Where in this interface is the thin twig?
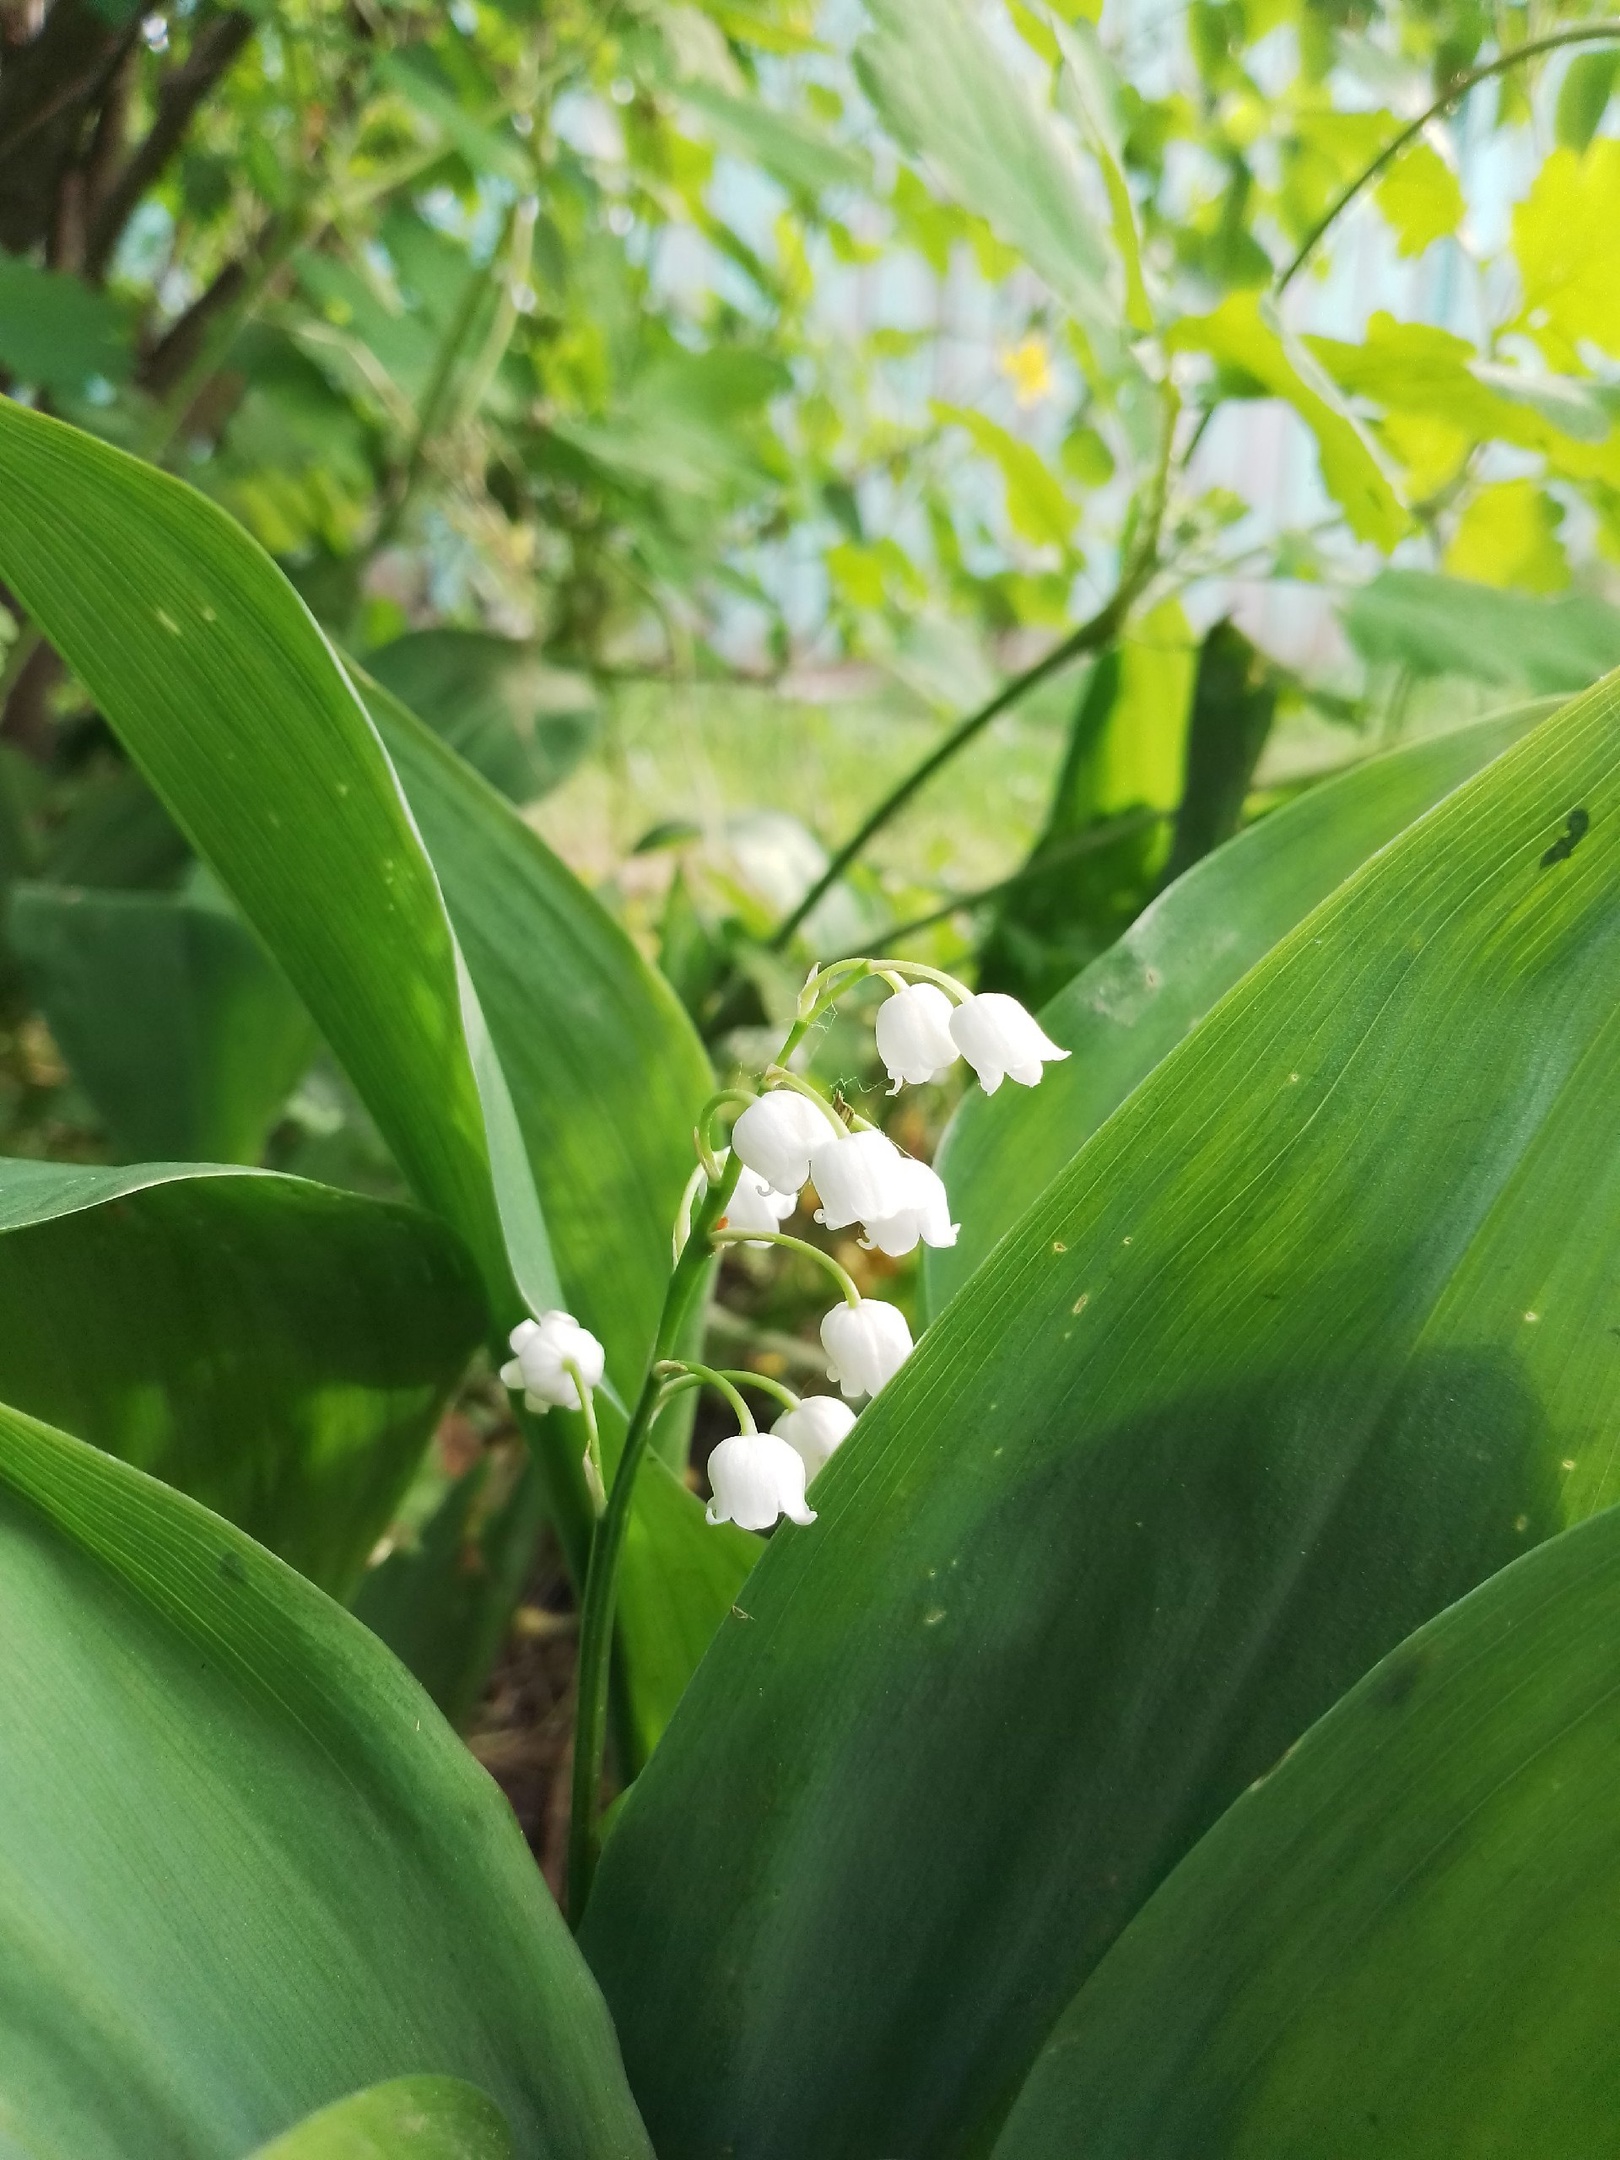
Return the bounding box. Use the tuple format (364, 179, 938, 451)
(1275, 21, 1620, 295)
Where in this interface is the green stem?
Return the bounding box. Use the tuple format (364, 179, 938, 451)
(709, 1228, 864, 1308)
(766, 379, 1180, 953)
(1275, 21, 1620, 295)
(569, 1362, 605, 1516)
(654, 1358, 757, 1430)
(565, 1147, 742, 1926)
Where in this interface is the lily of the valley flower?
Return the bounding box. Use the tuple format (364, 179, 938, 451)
(810, 1126, 908, 1233)
(717, 1164, 798, 1243)
(732, 1089, 829, 1194)
(706, 1429, 816, 1530)
(500, 1310, 605, 1411)
(949, 991, 1071, 1094)
(875, 982, 959, 1092)
(862, 1155, 958, 1257)
(821, 1296, 913, 1399)
(774, 1394, 858, 1481)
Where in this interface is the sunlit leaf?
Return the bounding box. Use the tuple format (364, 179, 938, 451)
(1373, 137, 1464, 256)
(1443, 477, 1569, 593)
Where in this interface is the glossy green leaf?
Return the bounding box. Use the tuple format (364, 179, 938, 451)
(364, 631, 597, 806)
(0, 1155, 483, 1597)
(583, 676, 1620, 2158)
(992, 1502, 1620, 2158)
(9, 883, 319, 1163)
(1168, 294, 1408, 548)
(0, 1399, 651, 2158)
(0, 397, 553, 1329)
(354, 671, 756, 1748)
(932, 701, 1550, 1308)
(1345, 567, 1620, 691)
(250, 2078, 511, 2160)
(854, 0, 1115, 340)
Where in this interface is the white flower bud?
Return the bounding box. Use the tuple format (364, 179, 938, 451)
(948, 991, 1071, 1094)
(732, 1090, 828, 1194)
(875, 982, 959, 1093)
(499, 1310, 605, 1411)
(821, 1297, 913, 1400)
(810, 1126, 908, 1234)
(705, 1430, 816, 1531)
(774, 1394, 858, 1482)
(717, 1166, 797, 1244)
(862, 1155, 958, 1257)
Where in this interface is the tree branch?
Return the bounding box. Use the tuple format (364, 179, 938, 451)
(86, 9, 256, 281)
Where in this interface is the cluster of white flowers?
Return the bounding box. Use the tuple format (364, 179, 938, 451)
(707, 976, 1067, 1529)
(497, 966, 1069, 1539)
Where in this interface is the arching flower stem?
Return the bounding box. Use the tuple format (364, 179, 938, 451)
(653, 1359, 757, 1431)
(761, 1065, 846, 1131)
(568, 1360, 606, 1517)
(709, 1227, 864, 1308)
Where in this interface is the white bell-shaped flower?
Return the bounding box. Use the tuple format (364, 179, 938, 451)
(862, 1156, 958, 1257)
(732, 1090, 828, 1195)
(875, 982, 959, 1093)
(774, 1394, 858, 1482)
(499, 1310, 605, 1411)
(948, 991, 1071, 1094)
(717, 1166, 797, 1244)
(706, 1430, 816, 1530)
(821, 1297, 913, 1400)
(810, 1126, 908, 1234)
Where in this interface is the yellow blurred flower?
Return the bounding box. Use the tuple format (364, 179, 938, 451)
(1000, 335, 1055, 407)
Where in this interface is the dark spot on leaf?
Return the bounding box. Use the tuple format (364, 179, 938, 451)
(1541, 806, 1590, 867)
(1371, 1646, 1428, 1709)
(217, 1549, 247, 1585)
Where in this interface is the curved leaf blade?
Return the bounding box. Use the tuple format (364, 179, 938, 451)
(0, 397, 549, 1323)
(250, 2077, 511, 2160)
(0, 1400, 651, 2159)
(929, 701, 1552, 1310)
(0, 1156, 483, 1596)
(583, 677, 1620, 2157)
(993, 1503, 1620, 2158)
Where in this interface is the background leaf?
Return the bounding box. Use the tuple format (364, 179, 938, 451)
(854, 0, 1116, 341)
(0, 1155, 483, 1597)
(0, 1399, 651, 2159)
(992, 1502, 1620, 2158)
(8, 883, 319, 1163)
(582, 677, 1620, 2159)
(364, 631, 597, 807)
(1343, 569, 1620, 689)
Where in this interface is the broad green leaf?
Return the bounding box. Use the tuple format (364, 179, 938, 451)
(583, 676, 1620, 2158)
(354, 673, 755, 1750)
(353, 669, 708, 1400)
(854, 0, 1115, 340)
(364, 630, 597, 805)
(250, 2078, 511, 2160)
(932, 404, 1077, 548)
(1444, 476, 1569, 592)
(1373, 138, 1464, 257)
(932, 701, 1548, 1308)
(0, 1400, 651, 2159)
(1511, 140, 1620, 362)
(0, 404, 560, 1388)
(0, 1155, 483, 1597)
(992, 1503, 1620, 2158)
(679, 79, 872, 195)
(1168, 294, 1408, 547)
(0, 255, 131, 393)
(1159, 618, 1276, 886)
(375, 50, 533, 186)
(1555, 49, 1618, 152)
(1344, 569, 1620, 690)
(9, 884, 319, 1163)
